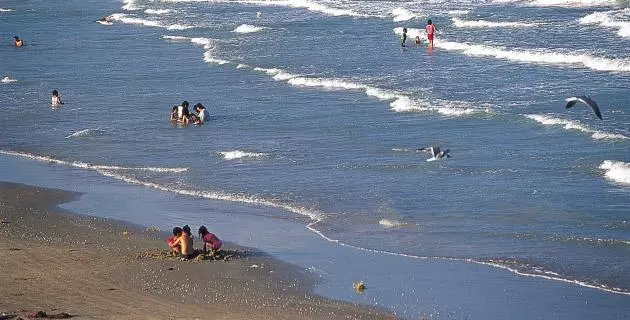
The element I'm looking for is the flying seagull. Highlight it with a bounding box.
[417,146,451,161]
[565,96,602,120]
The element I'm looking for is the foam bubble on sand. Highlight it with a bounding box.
[379,219,409,228]
[145,8,171,14]
[579,9,630,38]
[425,37,630,73]
[218,150,267,160]
[600,160,630,185]
[109,13,193,30]
[0,8,14,12]
[0,150,189,173]
[1,76,17,84]
[451,17,540,28]
[391,8,418,22]
[122,0,139,10]
[233,24,265,33]
[65,128,106,139]
[523,114,629,140]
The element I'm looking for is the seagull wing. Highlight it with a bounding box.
[580,96,603,120]
[565,97,579,109]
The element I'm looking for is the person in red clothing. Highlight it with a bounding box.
[166,226,183,254]
[425,19,438,49]
[198,225,222,253]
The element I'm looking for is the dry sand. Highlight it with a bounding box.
[0,182,397,320]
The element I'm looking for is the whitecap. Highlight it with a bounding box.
[1,76,17,84]
[493,0,617,7]
[233,24,265,33]
[108,13,194,30]
[145,8,171,14]
[65,128,105,139]
[451,17,540,28]
[523,114,629,140]
[163,0,366,17]
[448,10,470,16]
[122,0,139,10]
[163,36,230,65]
[218,150,267,160]
[600,160,630,185]
[391,8,418,22]
[0,8,14,12]
[579,9,630,38]
[379,219,409,228]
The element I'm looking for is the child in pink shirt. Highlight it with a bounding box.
[198,225,222,252]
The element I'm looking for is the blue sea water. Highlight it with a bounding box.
[2,0,630,318]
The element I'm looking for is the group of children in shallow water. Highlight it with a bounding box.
[170,100,210,125]
[400,19,438,49]
[166,225,222,260]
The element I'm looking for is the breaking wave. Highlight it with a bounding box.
[579,9,630,38]
[600,160,630,185]
[65,128,106,139]
[233,24,265,33]
[391,8,418,22]
[379,219,410,228]
[109,13,193,30]
[1,76,17,84]
[0,8,14,12]
[523,114,629,140]
[145,8,171,14]
[493,0,618,7]
[218,150,267,160]
[162,35,230,64]
[451,17,540,28]
[0,150,188,173]
[163,0,366,17]
[122,0,139,10]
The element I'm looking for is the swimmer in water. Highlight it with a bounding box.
[51,90,64,107]
[13,36,23,47]
[401,28,408,47]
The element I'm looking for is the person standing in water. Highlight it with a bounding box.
[400,28,408,47]
[13,36,24,47]
[51,90,64,107]
[425,19,438,49]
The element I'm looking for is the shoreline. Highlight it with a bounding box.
[0,181,396,319]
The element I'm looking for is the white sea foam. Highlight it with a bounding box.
[451,17,540,28]
[236,63,250,69]
[432,39,630,73]
[109,13,193,30]
[95,170,325,222]
[448,10,470,15]
[162,35,189,41]
[391,8,418,22]
[122,0,139,10]
[579,9,630,38]
[233,24,265,33]
[0,8,14,12]
[218,150,267,160]
[600,160,630,185]
[65,129,105,139]
[523,114,629,140]
[163,36,230,64]
[1,76,17,83]
[0,150,188,173]
[493,0,617,7]
[379,219,409,228]
[163,0,365,17]
[145,8,171,14]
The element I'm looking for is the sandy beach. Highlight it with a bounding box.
[0,181,396,319]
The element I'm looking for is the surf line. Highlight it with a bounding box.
[0,150,189,173]
[89,165,630,297]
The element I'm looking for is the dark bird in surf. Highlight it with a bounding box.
[417,146,451,161]
[565,96,602,120]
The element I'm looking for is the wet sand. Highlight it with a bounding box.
[0,181,396,319]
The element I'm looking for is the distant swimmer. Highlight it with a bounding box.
[425,19,438,49]
[13,36,23,47]
[51,90,64,107]
[418,146,450,161]
[565,95,602,120]
[96,16,113,25]
[414,36,421,45]
[401,27,408,47]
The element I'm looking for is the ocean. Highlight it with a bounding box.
[1,0,630,318]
